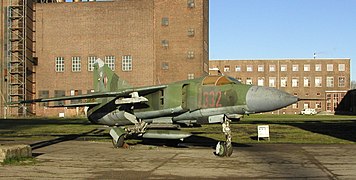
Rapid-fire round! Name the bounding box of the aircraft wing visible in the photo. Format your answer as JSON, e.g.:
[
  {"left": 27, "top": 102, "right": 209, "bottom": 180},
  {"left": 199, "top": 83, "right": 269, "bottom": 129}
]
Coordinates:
[{"left": 10, "top": 85, "right": 167, "bottom": 104}]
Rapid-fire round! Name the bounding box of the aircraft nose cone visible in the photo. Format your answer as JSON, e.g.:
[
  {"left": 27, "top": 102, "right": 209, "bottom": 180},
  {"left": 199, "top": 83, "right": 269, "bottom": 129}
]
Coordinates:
[{"left": 246, "top": 86, "right": 298, "bottom": 113}]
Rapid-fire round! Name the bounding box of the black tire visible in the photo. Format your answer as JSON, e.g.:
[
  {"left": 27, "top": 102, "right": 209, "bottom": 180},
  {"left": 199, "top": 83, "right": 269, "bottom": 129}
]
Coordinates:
[
  {"left": 226, "top": 144, "right": 233, "bottom": 157},
  {"left": 112, "top": 134, "right": 125, "bottom": 148},
  {"left": 215, "top": 141, "right": 227, "bottom": 157}
]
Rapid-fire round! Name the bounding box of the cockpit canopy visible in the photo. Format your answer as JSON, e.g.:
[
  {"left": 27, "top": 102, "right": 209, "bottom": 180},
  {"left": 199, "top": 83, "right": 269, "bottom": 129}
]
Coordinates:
[{"left": 202, "top": 75, "right": 241, "bottom": 86}]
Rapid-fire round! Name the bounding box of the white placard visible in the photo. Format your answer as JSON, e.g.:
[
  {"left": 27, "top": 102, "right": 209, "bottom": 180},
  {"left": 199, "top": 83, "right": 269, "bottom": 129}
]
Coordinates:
[{"left": 257, "top": 125, "right": 270, "bottom": 141}]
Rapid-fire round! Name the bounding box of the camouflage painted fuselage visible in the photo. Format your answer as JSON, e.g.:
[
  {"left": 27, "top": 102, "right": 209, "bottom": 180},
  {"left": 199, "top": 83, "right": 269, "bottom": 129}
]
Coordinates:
[{"left": 87, "top": 70, "right": 297, "bottom": 126}]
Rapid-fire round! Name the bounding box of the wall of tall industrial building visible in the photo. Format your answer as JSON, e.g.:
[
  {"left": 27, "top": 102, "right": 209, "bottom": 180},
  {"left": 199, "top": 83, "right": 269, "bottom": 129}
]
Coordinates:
[{"left": 32, "top": 0, "right": 209, "bottom": 117}]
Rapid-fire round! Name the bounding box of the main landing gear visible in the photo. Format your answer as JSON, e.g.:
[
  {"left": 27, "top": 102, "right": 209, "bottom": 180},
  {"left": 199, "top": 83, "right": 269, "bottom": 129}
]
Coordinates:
[{"left": 215, "top": 116, "right": 233, "bottom": 157}]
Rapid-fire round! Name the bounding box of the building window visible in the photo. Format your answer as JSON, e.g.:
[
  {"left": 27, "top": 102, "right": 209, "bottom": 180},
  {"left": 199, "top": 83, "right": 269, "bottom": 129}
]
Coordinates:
[
  {"left": 54, "top": 90, "right": 65, "bottom": 106},
  {"left": 304, "top": 77, "right": 310, "bottom": 87},
  {"left": 326, "top": 77, "right": 334, "bottom": 87},
  {"left": 315, "top": 102, "right": 322, "bottom": 109},
  {"left": 188, "top": 73, "right": 194, "bottom": 79},
  {"left": 70, "top": 89, "right": 82, "bottom": 104},
  {"left": 292, "top": 103, "right": 298, "bottom": 109},
  {"left": 292, "top": 64, "right": 299, "bottom": 71},
  {"left": 161, "top": 17, "right": 169, "bottom": 26},
  {"left": 258, "top": 77, "right": 264, "bottom": 86},
  {"left": 327, "top": 64, "right": 333, "bottom": 71},
  {"left": 338, "top": 76, "right": 345, "bottom": 87},
  {"left": 281, "top": 77, "right": 287, "bottom": 87},
  {"left": 269, "top": 77, "right": 276, "bottom": 87},
  {"left": 88, "top": 56, "right": 96, "bottom": 71},
  {"left": 304, "top": 64, "right": 310, "bottom": 71},
  {"left": 188, "top": 28, "right": 195, "bottom": 37},
  {"left": 338, "top": 64, "right": 345, "bottom": 71},
  {"left": 55, "top": 57, "right": 64, "bottom": 72},
  {"left": 105, "top": 56, "right": 115, "bottom": 71},
  {"left": 246, "top": 77, "right": 253, "bottom": 85},
  {"left": 292, "top": 77, "right": 299, "bottom": 87},
  {"left": 269, "top": 65, "right": 276, "bottom": 72},
  {"left": 280, "top": 65, "right": 287, "bottom": 72},
  {"left": 315, "top": 77, "right": 322, "bottom": 87},
  {"left": 315, "top": 64, "right": 322, "bottom": 71},
  {"left": 187, "top": 51, "right": 195, "bottom": 59},
  {"left": 72, "top": 56, "right": 81, "bottom": 72},
  {"left": 39, "top": 90, "right": 49, "bottom": 107},
  {"left": 187, "top": 0, "right": 195, "bottom": 8},
  {"left": 161, "top": 40, "right": 169, "bottom": 48},
  {"left": 258, "top": 65, "right": 264, "bottom": 72},
  {"left": 235, "top": 66, "right": 241, "bottom": 72},
  {"left": 224, "top": 65, "right": 230, "bottom": 72},
  {"left": 162, "top": 62, "right": 169, "bottom": 70},
  {"left": 122, "top": 55, "right": 132, "bottom": 71},
  {"left": 246, "top": 65, "right": 253, "bottom": 72}
]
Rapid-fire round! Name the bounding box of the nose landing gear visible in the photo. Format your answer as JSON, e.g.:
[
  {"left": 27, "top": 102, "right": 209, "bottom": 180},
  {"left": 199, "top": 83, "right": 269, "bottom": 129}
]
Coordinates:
[{"left": 215, "top": 117, "right": 233, "bottom": 157}]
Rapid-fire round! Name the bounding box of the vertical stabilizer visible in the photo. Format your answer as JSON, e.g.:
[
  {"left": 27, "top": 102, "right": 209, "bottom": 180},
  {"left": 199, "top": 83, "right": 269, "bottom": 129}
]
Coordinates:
[{"left": 93, "top": 58, "right": 131, "bottom": 93}]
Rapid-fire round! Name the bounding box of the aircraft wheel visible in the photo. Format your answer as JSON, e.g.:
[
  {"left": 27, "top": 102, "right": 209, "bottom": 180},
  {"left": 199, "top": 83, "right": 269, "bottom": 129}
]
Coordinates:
[
  {"left": 226, "top": 144, "right": 233, "bottom": 157},
  {"left": 112, "top": 134, "right": 125, "bottom": 148},
  {"left": 215, "top": 141, "right": 227, "bottom": 157}
]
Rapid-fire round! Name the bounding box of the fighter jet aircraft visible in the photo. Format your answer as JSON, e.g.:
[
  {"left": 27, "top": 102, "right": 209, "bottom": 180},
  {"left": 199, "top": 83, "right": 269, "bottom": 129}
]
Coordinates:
[{"left": 15, "top": 59, "right": 298, "bottom": 157}]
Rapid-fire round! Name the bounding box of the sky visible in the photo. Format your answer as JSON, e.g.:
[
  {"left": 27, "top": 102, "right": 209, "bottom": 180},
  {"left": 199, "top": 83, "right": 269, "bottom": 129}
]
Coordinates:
[{"left": 209, "top": 0, "right": 356, "bottom": 81}]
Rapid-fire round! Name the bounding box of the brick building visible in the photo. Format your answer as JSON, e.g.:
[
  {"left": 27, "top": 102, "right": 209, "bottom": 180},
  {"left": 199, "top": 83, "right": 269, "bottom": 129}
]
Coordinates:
[
  {"left": 0, "top": 0, "right": 209, "bottom": 117},
  {"left": 209, "top": 59, "right": 351, "bottom": 114}
]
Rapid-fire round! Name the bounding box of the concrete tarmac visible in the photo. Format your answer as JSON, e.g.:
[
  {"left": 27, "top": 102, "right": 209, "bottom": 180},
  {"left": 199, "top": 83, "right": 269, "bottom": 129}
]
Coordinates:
[{"left": 1, "top": 140, "right": 356, "bottom": 179}]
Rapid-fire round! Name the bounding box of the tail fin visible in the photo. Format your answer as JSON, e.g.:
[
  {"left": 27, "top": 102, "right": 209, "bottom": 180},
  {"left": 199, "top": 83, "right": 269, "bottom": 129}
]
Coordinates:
[{"left": 93, "top": 58, "right": 131, "bottom": 92}]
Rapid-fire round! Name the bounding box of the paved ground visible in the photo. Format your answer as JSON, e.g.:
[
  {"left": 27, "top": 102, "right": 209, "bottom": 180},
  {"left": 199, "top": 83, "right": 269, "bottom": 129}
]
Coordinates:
[{"left": 1, "top": 140, "right": 356, "bottom": 179}]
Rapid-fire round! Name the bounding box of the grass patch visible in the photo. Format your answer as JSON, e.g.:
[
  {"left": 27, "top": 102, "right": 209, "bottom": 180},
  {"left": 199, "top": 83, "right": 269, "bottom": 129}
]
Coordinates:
[
  {"left": 1, "top": 115, "right": 355, "bottom": 145},
  {"left": 1, "top": 156, "right": 37, "bottom": 166}
]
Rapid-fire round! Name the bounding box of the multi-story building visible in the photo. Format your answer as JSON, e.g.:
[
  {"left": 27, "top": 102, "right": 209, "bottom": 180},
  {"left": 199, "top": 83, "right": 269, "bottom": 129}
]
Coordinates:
[
  {"left": 210, "top": 59, "right": 351, "bottom": 114},
  {"left": 0, "top": 0, "right": 209, "bottom": 117}
]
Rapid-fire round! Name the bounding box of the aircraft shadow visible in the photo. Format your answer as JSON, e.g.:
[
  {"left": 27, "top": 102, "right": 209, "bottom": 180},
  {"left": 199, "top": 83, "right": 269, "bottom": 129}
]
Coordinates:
[{"left": 138, "top": 135, "right": 251, "bottom": 149}]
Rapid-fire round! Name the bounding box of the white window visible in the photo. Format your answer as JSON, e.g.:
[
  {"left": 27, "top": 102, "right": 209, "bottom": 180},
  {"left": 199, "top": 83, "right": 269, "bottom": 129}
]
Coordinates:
[
  {"left": 257, "top": 77, "right": 264, "bottom": 86},
  {"left": 258, "top": 65, "right": 264, "bottom": 72},
  {"left": 292, "top": 78, "right": 299, "bottom": 87},
  {"left": 121, "top": 55, "right": 132, "bottom": 71},
  {"left": 338, "top": 76, "right": 345, "bottom": 87},
  {"left": 315, "top": 77, "right": 322, "bottom": 87},
  {"left": 224, "top": 65, "right": 230, "bottom": 72},
  {"left": 292, "top": 103, "right": 298, "bottom": 109},
  {"left": 188, "top": 73, "right": 194, "bottom": 79},
  {"left": 235, "top": 66, "right": 241, "bottom": 72},
  {"left": 246, "top": 65, "right": 253, "bottom": 72},
  {"left": 304, "top": 64, "right": 310, "bottom": 71},
  {"left": 292, "top": 64, "right": 299, "bottom": 71},
  {"left": 315, "top": 64, "right": 322, "bottom": 71},
  {"left": 281, "top": 77, "right": 287, "bottom": 87},
  {"left": 187, "top": 51, "right": 194, "bottom": 59},
  {"left": 327, "top": 64, "right": 333, "bottom": 71},
  {"left": 88, "top": 56, "right": 96, "bottom": 71},
  {"left": 281, "top": 65, "right": 287, "bottom": 72},
  {"left": 246, "top": 78, "right": 253, "bottom": 85},
  {"left": 338, "top": 64, "right": 345, "bottom": 71},
  {"left": 304, "top": 77, "right": 310, "bottom": 87},
  {"left": 269, "top": 65, "right": 276, "bottom": 72},
  {"left": 326, "top": 77, "right": 334, "bottom": 87},
  {"left": 105, "top": 56, "right": 116, "bottom": 71},
  {"left": 269, "top": 77, "right": 276, "bottom": 87},
  {"left": 55, "top": 57, "right": 64, "bottom": 72},
  {"left": 72, "top": 56, "right": 81, "bottom": 72}
]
